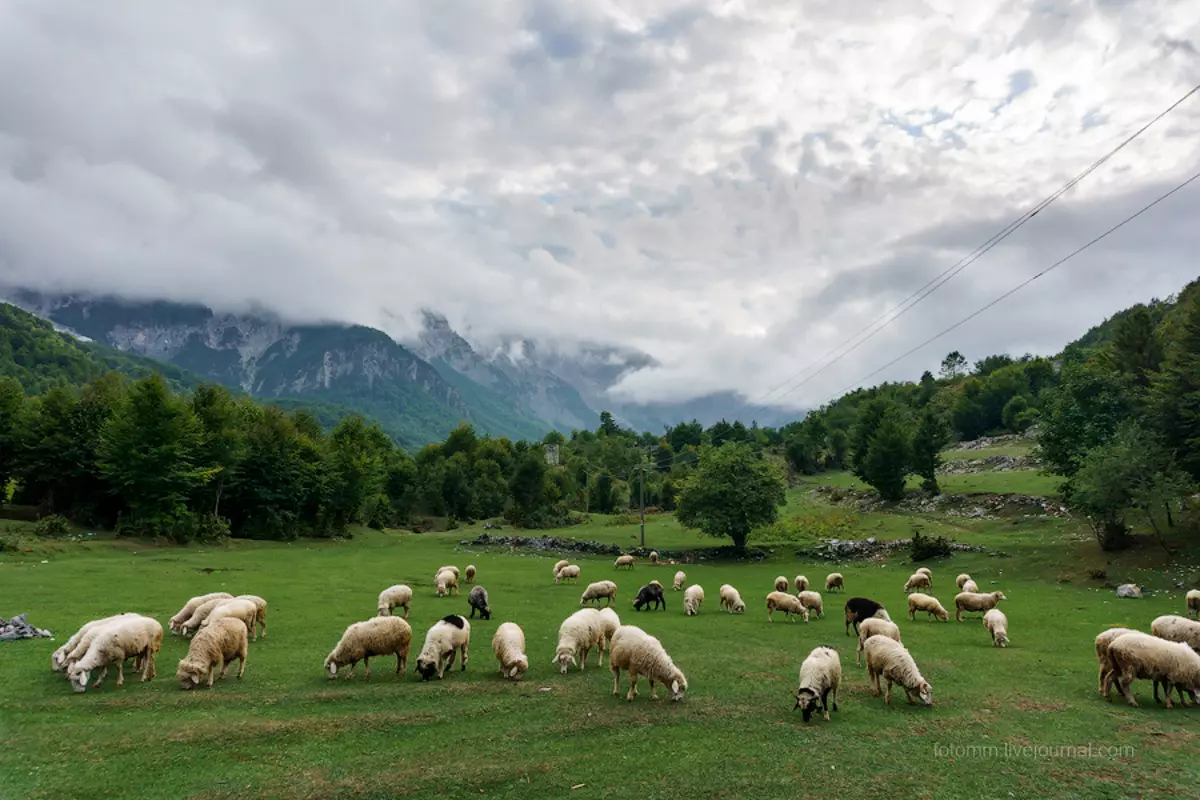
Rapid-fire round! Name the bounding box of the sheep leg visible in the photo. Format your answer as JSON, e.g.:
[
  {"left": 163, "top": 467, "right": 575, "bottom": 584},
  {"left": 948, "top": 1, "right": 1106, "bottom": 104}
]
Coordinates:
[
  {"left": 1118, "top": 675, "right": 1140, "bottom": 708},
  {"left": 116, "top": 662, "right": 126, "bottom": 688},
  {"left": 649, "top": 679, "right": 658, "bottom": 701},
  {"left": 363, "top": 657, "right": 372, "bottom": 680},
  {"left": 579, "top": 647, "right": 588, "bottom": 671},
  {"left": 395, "top": 650, "right": 405, "bottom": 676},
  {"left": 93, "top": 665, "right": 109, "bottom": 689},
  {"left": 955, "top": 608, "right": 963, "bottom": 622},
  {"left": 627, "top": 670, "right": 639, "bottom": 702},
  {"left": 869, "top": 669, "right": 880, "bottom": 697},
  {"left": 237, "top": 645, "right": 247, "bottom": 679},
  {"left": 206, "top": 667, "right": 216, "bottom": 688},
  {"left": 344, "top": 661, "right": 357, "bottom": 680},
  {"left": 611, "top": 667, "right": 622, "bottom": 697},
  {"left": 218, "top": 658, "right": 231, "bottom": 681},
  {"left": 597, "top": 640, "right": 605, "bottom": 668},
  {"left": 403, "top": 604, "right": 410, "bottom": 619},
  {"left": 460, "top": 644, "right": 468, "bottom": 671},
  {"left": 884, "top": 677, "right": 893, "bottom": 705}
]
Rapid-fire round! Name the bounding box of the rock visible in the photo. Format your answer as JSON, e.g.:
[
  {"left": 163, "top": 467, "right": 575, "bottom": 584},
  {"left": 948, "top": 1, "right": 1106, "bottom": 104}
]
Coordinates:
[
  {"left": 1116, "top": 584, "right": 1143, "bottom": 599},
  {"left": 0, "top": 613, "right": 52, "bottom": 641}
]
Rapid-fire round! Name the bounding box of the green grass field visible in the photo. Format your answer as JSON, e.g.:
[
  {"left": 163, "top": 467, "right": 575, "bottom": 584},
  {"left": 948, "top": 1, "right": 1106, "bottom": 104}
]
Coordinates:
[{"left": 3, "top": 500, "right": 1199, "bottom": 799}]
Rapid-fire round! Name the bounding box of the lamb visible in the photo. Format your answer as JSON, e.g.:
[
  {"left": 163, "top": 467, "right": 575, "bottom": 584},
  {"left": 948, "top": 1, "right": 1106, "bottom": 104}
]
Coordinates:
[
  {"left": 954, "top": 590, "right": 1007, "bottom": 622},
  {"left": 794, "top": 575, "right": 809, "bottom": 593},
  {"left": 596, "top": 607, "right": 621, "bottom": 664},
  {"left": 719, "top": 584, "right": 746, "bottom": 614},
  {"left": 648, "top": 551, "right": 659, "bottom": 565},
  {"left": 176, "top": 617, "right": 248, "bottom": 689},
  {"left": 844, "top": 597, "right": 892, "bottom": 636},
  {"left": 468, "top": 585, "right": 491, "bottom": 620},
  {"left": 552, "top": 608, "right": 605, "bottom": 673},
  {"left": 415, "top": 615, "right": 471, "bottom": 681},
  {"left": 608, "top": 625, "right": 688, "bottom": 702},
  {"left": 983, "top": 608, "right": 1009, "bottom": 647},
  {"left": 614, "top": 554, "right": 635, "bottom": 569},
  {"left": 903, "top": 572, "right": 932, "bottom": 593},
  {"left": 907, "top": 593, "right": 949, "bottom": 622},
  {"left": 1106, "top": 631, "right": 1200, "bottom": 708},
  {"left": 683, "top": 585, "right": 704, "bottom": 616},
  {"left": 956, "top": 573, "right": 972, "bottom": 589},
  {"left": 961, "top": 579, "right": 980, "bottom": 594},
  {"left": 793, "top": 646, "right": 841, "bottom": 722},
  {"left": 856, "top": 617, "right": 901, "bottom": 667},
  {"left": 673, "top": 571, "right": 686, "bottom": 591},
  {"left": 766, "top": 590, "right": 808, "bottom": 622},
  {"left": 67, "top": 615, "right": 163, "bottom": 693},
  {"left": 235, "top": 594, "right": 268, "bottom": 640},
  {"left": 201, "top": 598, "right": 258, "bottom": 639},
  {"left": 580, "top": 580, "right": 617, "bottom": 607},
  {"left": 825, "top": 572, "right": 844, "bottom": 592},
  {"left": 377, "top": 584, "right": 413, "bottom": 618},
  {"left": 435, "top": 568, "right": 460, "bottom": 597},
  {"left": 178, "top": 597, "right": 229, "bottom": 637},
  {"left": 1094, "top": 627, "right": 1137, "bottom": 697},
  {"left": 1188, "top": 589, "right": 1200, "bottom": 619},
  {"left": 774, "top": 575, "right": 789, "bottom": 593},
  {"left": 1150, "top": 614, "right": 1200, "bottom": 654},
  {"left": 798, "top": 590, "right": 824, "bottom": 619},
  {"left": 53, "top": 613, "right": 140, "bottom": 672},
  {"left": 555, "top": 565, "right": 581, "bottom": 584},
  {"left": 863, "top": 636, "right": 933, "bottom": 706},
  {"left": 465, "top": 564, "right": 476, "bottom": 583},
  {"left": 168, "top": 592, "right": 233, "bottom": 635},
  {"left": 633, "top": 582, "right": 666, "bottom": 611},
  {"left": 325, "top": 616, "right": 413, "bottom": 680},
  {"left": 492, "top": 622, "right": 528, "bottom": 680},
  {"left": 553, "top": 559, "right": 569, "bottom": 579}
]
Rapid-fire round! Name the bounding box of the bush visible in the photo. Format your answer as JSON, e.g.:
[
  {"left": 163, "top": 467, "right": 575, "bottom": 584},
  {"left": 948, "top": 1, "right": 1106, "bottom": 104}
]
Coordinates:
[
  {"left": 363, "top": 493, "right": 393, "bottom": 531},
  {"left": 116, "top": 512, "right": 231, "bottom": 545},
  {"left": 33, "top": 514, "right": 71, "bottom": 538},
  {"left": 606, "top": 513, "right": 640, "bottom": 526},
  {"left": 910, "top": 526, "right": 953, "bottom": 561}
]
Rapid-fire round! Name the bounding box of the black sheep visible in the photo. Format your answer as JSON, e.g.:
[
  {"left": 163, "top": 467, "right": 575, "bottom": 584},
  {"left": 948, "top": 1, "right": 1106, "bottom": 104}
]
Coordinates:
[
  {"left": 633, "top": 583, "right": 665, "bottom": 612},
  {"left": 468, "top": 586, "right": 491, "bottom": 620},
  {"left": 844, "top": 596, "right": 889, "bottom": 636}
]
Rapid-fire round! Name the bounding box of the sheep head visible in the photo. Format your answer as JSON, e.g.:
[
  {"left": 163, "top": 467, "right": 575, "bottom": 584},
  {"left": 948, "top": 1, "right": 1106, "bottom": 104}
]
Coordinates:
[
  {"left": 323, "top": 654, "right": 340, "bottom": 679},
  {"left": 67, "top": 667, "right": 90, "bottom": 693},
  {"left": 913, "top": 680, "right": 934, "bottom": 707},
  {"left": 794, "top": 688, "right": 820, "bottom": 722},
  {"left": 552, "top": 649, "right": 577, "bottom": 675},
  {"left": 416, "top": 657, "right": 440, "bottom": 681},
  {"left": 668, "top": 675, "right": 688, "bottom": 702},
  {"left": 176, "top": 659, "right": 205, "bottom": 689}
]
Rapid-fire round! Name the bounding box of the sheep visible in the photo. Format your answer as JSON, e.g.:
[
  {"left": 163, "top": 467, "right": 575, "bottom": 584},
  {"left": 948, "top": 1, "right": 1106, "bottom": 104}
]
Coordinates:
[
  {"left": 415, "top": 615, "right": 471, "bottom": 681},
  {"left": 793, "top": 646, "right": 841, "bottom": 722},
  {"left": 492, "top": 622, "right": 528, "bottom": 680},
  {"left": 915, "top": 566, "right": 933, "bottom": 582},
  {"left": 794, "top": 575, "right": 809, "bottom": 593},
  {"left": 53, "top": 613, "right": 140, "bottom": 672},
  {"left": 903, "top": 573, "right": 932, "bottom": 593},
  {"left": 435, "top": 568, "right": 459, "bottom": 597},
  {"left": 552, "top": 608, "right": 605, "bottom": 673},
  {"left": 555, "top": 565, "right": 581, "bottom": 584},
  {"left": 633, "top": 582, "right": 666, "bottom": 611},
  {"left": 648, "top": 551, "right": 659, "bottom": 565},
  {"left": 1150, "top": 615, "right": 1200, "bottom": 654},
  {"left": 325, "top": 616, "right": 413, "bottom": 680},
  {"left": 377, "top": 584, "right": 413, "bottom": 618},
  {"left": 683, "top": 585, "right": 704, "bottom": 616},
  {"left": 468, "top": 585, "right": 491, "bottom": 620},
  {"left": 961, "top": 579, "right": 980, "bottom": 594},
  {"left": 1106, "top": 632, "right": 1200, "bottom": 708},
  {"left": 767, "top": 591, "right": 808, "bottom": 623},
  {"left": 201, "top": 598, "right": 258, "bottom": 639},
  {"left": 956, "top": 573, "right": 972, "bottom": 589},
  {"left": 649, "top": 579, "right": 663, "bottom": 589},
  {"left": 798, "top": 590, "right": 824, "bottom": 619},
  {"left": 825, "top": 572, "right": 844, "bottom": 592},
  {"left": 954, "top": 590, "right": 1007, "bottom": 622},
  {"left": 907, "top": 593, "right": 949, "bottom": 622},
  {"left": 235, "top": 594, "right": 268, "bottom": 640},
  {"left": 863, "top": 636, "right": 933, "bottom": 706},
  {"left": 553, "top": 559, "right": 569, "bottom": 579},
  {"left": 614, "top": 554, "right": 635, "bottom": 569},
  {"left": 436, "top": 565, "right": 460, "bottom": 580},
  {"left": 608, "top": 625, "right": 688, "bottom": 702},
  {"left": 67, "top": 615, "right": 163, "bottom": 693},
  {"left": 673, "top": 570, "right": 686, "bottom": 591},
  {"left": 580, "top": 580, "right": 617, "bottom": 607},
  {"left": 856, "top": 617, "right": 902, "bottom": 667},
  {"left": 1095, "top": 627, "right": 1137, "bottom": 697},
  {"left": 597, "top": 607, "right": 621, "bottom": 664},
  {"left": 844, "top": 597, "right": 891, "bottom": 636},
  {"left": 465, "top": 564, "right": 476, "bottom": 583},
  {"left": 176, "top": 617, "right": 248, "bottom": 689},
  {"left": 773, "top": 575, "right": 789, "bottom": 593},
  {"left": 168, "top": 592, "right": 233, "bottom": 635},
  {"left": 1188, "top": 589, "right": 1200, "bottom": 619},
  {"left": 983, "top": 609, "right": 1009, "bottom": 647},
  {"left": 178, "top": 596, "right": 229, "bottom": 637},
  {"left": 719, "top": 584, "right": 746, "bottom": 614}
]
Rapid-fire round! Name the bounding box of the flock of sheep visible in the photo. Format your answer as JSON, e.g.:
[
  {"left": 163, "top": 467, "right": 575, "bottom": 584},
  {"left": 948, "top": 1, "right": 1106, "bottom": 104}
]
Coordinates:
[{"left": 44, "top": 552, "right": 1200, "bottom": 715}]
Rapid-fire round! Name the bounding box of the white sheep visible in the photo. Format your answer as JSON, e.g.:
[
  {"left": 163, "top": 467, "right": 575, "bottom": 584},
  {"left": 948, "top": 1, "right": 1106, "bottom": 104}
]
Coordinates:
[
  {"left": 553, "top": 559, "right": 569, "bottom": 578},
  {"left": 178, "top": 596, "right": 229, "bottom": 637},
  {"left": 961, "top": 579, "right": 980, "bottom": 594},
  {"left": 774, "top": 575, "right": 789, "bottom": 593},
  {"left": 907, "top": 593, "right": 949, "bottom": 622},
  {"left": 415, "top": 615, "right": 471, "bottom": 681},
  {"left": 552, "top": 608, "right": 605, "bottom": 673},
  {"left": 67, "top": 615, "right": 163, "bottom": 693},
  {"left": 915, "top": 567, "right": 932, "bottom": 581},
  {"left": 1107, "top": 631, "right": 1200, "bottom": 708},
  {"left": 492, "top": 622, "right": 528, "bottom": 680},
  {"left": 168, "top": 593, "right": 233, "bottom": 635},
  {"left": 597, "top": 607, "right": 621, "bottom": 664},
  {"left": 793, "top": 646, "right": 841, "bottom": 722},
  {"left": 856, "top": 617, "right": 901, "bottom": 667},
  {"left": 201, "top": 598, "right": 258, "bottom": 639},
  {"left": 435, "top": 568, "right": 460, "bottom": 597},
  {"left": 377, "top": 584, "right": 413, "bottom": 618},
  {"left": 798, "top": 590, "right": 824, "bottom": 619},
  {"left": 903, "top": 573, "right": 932, "bottom": 593},
  {"left": 580, "top": 580, "right": 617, "bottom": 607},
  {"left": 719, "top": 584, "right": 746, "bottom": 614},
  {"left": 683, "top": 585, "right": 704, "bottom": 616},
  {"left": 794, "top": 575, "right": 809, "bottom": 593},
  {"left": 608, "top": 625, "right": 688, "bottom": 702},
  {"left": 52, "top": 613, "right": 140, "bottom": 672},
  {"left": 1188, "top": 589, "right": 1200, "bottom": 619},
  {"left": 436, "top": 565, "right": 460, "bottom": 580},
  {"left": 176, "top": 617, "right": 249, "bottom": 689},
  {"left": 614, "top": 554, "right": 635, "bottom": 569},
  {"left": 825, "top": 572, "right": 844, "bottom": 592},
  {"left": 956, "top": 573, "right": 972, "bottom": 589},
  {"left": 673, "top": 570, "right": 686, "bottom": 591},
  {"left": 767, "top": 591, "right": 808, "bottom": 622},
  {"left": 954, "top": 590, "right": 1007, "bottom": 622},
  {"left": 863, "top": 636, "right": 933, "bottom": 706},
  {"left": 649, "top": 551, "right": 659, "bottom": 565},
  {"left": 1150, "top": 615, "right": 1200, "bottom": 654},
  {"left": 1095, "top": 627, "right": 1137, "bottom": 697},
  {"left": 465, "top": 564, "right": 476, "bottom": 583},
  {"left": 235, "top": 594, "right": 268, "bottom": 640},
  {"left": 555, "top": 565, "right": 581, "bottom": 584},
  {"left": 325, "top": 615, "right": 413, "bottom": 680},
  {"left": 983, "top": 608, "right": 1009, "bottom": 647}
]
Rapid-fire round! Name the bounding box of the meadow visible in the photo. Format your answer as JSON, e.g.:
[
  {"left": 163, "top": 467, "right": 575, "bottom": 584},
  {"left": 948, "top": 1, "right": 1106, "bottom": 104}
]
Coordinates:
[{"left": 2, "top": 470, "right": 1199, "bottom": 799}]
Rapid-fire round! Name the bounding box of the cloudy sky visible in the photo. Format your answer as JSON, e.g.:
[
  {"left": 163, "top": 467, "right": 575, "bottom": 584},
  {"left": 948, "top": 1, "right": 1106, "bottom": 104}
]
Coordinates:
[{"left": 1, "top": 0, "right": 1198, "bottom": 411}]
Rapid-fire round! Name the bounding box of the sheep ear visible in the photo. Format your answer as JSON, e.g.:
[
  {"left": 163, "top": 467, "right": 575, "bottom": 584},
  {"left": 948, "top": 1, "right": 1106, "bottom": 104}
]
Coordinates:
[
  {"left": 190, "top": 674, "right": 200, "bottom": 684},
  {"left": 671, "top": 680, "right": 679, "bottom": 693},
  {"left": 509, "top": 666, "right": 519, "bottom": 678},
  {"left": 550, "top": 657, "right": 558, "bottom": 665}
]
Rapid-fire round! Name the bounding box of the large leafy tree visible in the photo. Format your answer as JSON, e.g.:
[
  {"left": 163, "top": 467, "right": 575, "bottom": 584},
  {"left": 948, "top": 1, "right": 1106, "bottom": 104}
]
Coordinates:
[
  {"left": 862, "top": 412, "right": 911, "bottom": 502},
  {"left": 910, "top": 406, "right": 949, "bottom": 494},
  {"left": 190, "top": 383, "right": 244, "bottom": 516},
  {"left": 1036, "top": 360, "right": 1138, "bottom": 480},
  {"left": 850, "top": 397, "right": 888, "bottom": 481},
  {"left": 675, "top": 443, "right": 786, "bottom": 551},
  {"left": 1151, "top": 288, "right": 1200, "bottom": 479},
  {"left": 940, "top": 351, "right": 968, "bottom": 379}
]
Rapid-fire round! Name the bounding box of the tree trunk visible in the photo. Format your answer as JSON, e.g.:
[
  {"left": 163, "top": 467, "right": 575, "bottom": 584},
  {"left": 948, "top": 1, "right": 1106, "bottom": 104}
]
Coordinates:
[
  {"left": 1094, "top": 519, "right": 1133, "bottom": 552},
  {"left": 730, "top": 531, "right": 748, "bottom": 553}
]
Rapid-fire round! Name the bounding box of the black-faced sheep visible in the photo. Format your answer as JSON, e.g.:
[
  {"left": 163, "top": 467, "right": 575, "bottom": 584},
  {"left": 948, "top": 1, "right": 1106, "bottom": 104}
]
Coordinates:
[
  {"left": 468, "top": 585, "right": 491, "bottom": 620},
  {"left": 825, "top": 573, "right": 844, "bottom": 592},
  {"left": 609, "top": 625, "right": 688, "bottom": 702},
  {"left": 325, "top": 616, "right": 413, "bottom": 680},
  {"left": 416, "top": 615, "right": 471, "bottom": 681},
  {"left": 954, "top": 590, "right": 1006, "bottom": 622},
  {"left": 633, "top": 582, "right": 666, "bottom": 611},
  {"left": 844, "top": 597, "right": 891, "bottom": 636},
  {"left": 864, "top": 636, "right": 933, "bottom": 706},
  {"left": 177, "top": 617, "right": 248, "bottom": 689},
  {"left": 794, "top": 646, "right": 841, "bottom": 722},
  {"left": 492, "top": 622, "right": 528, "bottom": 680}
]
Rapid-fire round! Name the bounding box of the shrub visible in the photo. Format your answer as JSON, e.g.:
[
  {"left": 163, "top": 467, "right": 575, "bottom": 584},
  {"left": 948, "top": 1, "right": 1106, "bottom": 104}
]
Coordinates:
[
  {"left": 910, "top": 526, "right": 953, "bottom": 561},
  {"left": 606, "top": 513, "right": 640, "bottom": 526},
  {"left": 33, "top": 514, "right": 71, "bottom": 538}
]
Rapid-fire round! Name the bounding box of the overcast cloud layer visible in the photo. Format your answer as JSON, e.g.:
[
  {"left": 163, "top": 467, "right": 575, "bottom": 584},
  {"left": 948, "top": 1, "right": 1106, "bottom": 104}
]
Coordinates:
[{"left": 1, "top": 0, "right": 1199, "bottom": 411}]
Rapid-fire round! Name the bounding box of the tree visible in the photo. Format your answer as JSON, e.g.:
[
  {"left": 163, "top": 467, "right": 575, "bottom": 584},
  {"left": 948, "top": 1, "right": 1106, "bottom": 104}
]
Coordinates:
[
  {"left": 0, "top": 377, "right": 22, "bottom": 491},
  {"left": 940, "top": 351, "right": 968, "bottom": 380},
  {"left": 910, "top": 407, "right": 949, "bottom": 494},
  {"left": 1151, "top": 289, "right": 1200, "bottom": 479},
  {"left": 1107, "top": 305, "right": 1163, "bottom": 387},
  {"left": 850, "top": 397, "right": 888, "bottom": 481},
  {"left": 190, "top": 384, "right": 244, "bottom": 516},
  {"left": 507, "top": 449, "right": 553, "bottom": 526},
  {"left": 918, "top": 371, "right": 938, "bottom": 405},
  {"left": 1001, "top": 395, "right": 1038, "bottom": 432},
  {"left": 861, "top": 413, "right": 911, "bottom": 502},
  {"left": 675, "top": 443, "right": 786, "bottom": 551},
  {"left": 1036, "top": 360, "right": 1137, "bottom": 479},
  {"left": 469, "top": 458, "right": 508, "bottom": 519},
  {"left": 598, "top": 411, "right": 620, "bottom": 437},
  {"left": 973, "top": 354, "right": 1014, "bottom": 376}
]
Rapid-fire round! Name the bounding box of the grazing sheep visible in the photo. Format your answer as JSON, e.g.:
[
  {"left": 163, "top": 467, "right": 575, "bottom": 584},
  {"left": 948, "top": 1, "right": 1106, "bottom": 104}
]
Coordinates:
[
  {"left": 844, "top": 597, "right": 891, "bottom": 636},
  {"left": 1095, "top": 627, "right": 1137, "bottom": 697},
  {"left": 597, "top": 607, "right": 621, "bottom": 664},
  {"left": 1150, "top": 615, "right": 1200, "bottom": 654},
  {"left": 915, "top": 567, "right": 932, "bottom": 582},
  {"left": 1188, "top": 589, "right": 1200, "bottom": 619},
  {"left": 467, "top": 585, "right": 491, "bottom": 620},
  {"left": 435, "top": 568, "right": 460, "bottom": 597},
  {"left": 580, "top": 580, "right": 617, "bottom": 607},
  {"left": 67, "top": 616, "right": 163, "bottom": 693},
  {"left": 202, "top": 598, "right": 258, "bottom": 639},
  {"left": 961, "top": 579, "right": 980, "bottom": 594},
  {"left": 863, "top": 636, "right": 933, "bottom": 706},
  {"left": 1107, "top": 632, "right": 1200, "bottom": 708},
  {"left": 492, "top": 622, "right": 528, "bottom": 680},
  {"left": 325, "top": 616, "right": 413, "bottom": 680},
  {"left": 683, "top": 585, "right": 704, "bottom": 616},
  {"left": 719, "top": 584, "right": 746, "bottom": 614},
  {"left": 903, "top": 573, "right": 932, "bottom": 593},
  {"left": 825, "top": 573, "right": 844, "bottom": 592},
  {"left": 649, "top": 551, "right": 659, "bottom": 565},
  {"left": 553, "top": 559, "right": 569, "bottom": 578},
  {"left": 793, "top": 646, "right": 841, "bottom": 722},
  {"left": 464, "top": 564, "right": 476, "bottom": 583},
  {"left": 552, "top": 608, "right": 605, "bottom": 673},
  {"left": 954, "top": 590, "right": 1007, "bottom": 622},
  {"left": 178, "top": 597, "right": 229, "bottom": 637},
  {"left": 169, "top": 593, "right": 233, "bottom": 635},
  {"left": 767, "top": 591, "right": 808, "bottom": 623},
  {"left": 377, "top": 584, "right": 413, "bottom": 618},
  {"left": 614, "top": 554, "right": 635, "bottom": 569},
  {"left": 436, "top": 565, "right": 460, "bottom": 580},
  {"left": 774, "top": 575, "right": 789, "bottom": 593},
  {"left": 415, "top": 615, "right": 471, "bottom": 681},
  {"left": 983, "top": 609, "right": 1009, "bottom": 647},
  {"left": 609, "top": 625, "right": 688, "bottom": 702},
  {"left": 649, "top": 579, "right": 663, "bottom": 589},
  {"left": 555, "top": 565, "right": 581, "bottom": 584},
  {"left": 798, "top": 590, "right": 824, "bottom": 619},
  {"left": 53, "top": 613, "right": 140, "bottom": 672},
  {"left": 673, "top": 571, "right": 686, "bottom": 591},
  {"left": 956, "top": 573, "right": 972, "bottom": 589},
  {"left": 856, "top": 617, "right": 902, "bottom": 667},
  {"left": 794, "top": 575, "right": 809, "bottom": 593},
  {"left": 907, "top": 593, "right": 949, "bottom": 622},
  {"left": 176, "top": 617, "right": 248, "bottom": 689},
  {"left": 235, "top": 595, "right": 268, "bottom": 640},
  {"left": 633, "top": 582, "right": 666, "bottom": 611}
]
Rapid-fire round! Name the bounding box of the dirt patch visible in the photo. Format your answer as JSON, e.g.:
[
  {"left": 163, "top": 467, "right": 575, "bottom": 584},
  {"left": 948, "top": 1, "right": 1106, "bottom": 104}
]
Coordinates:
[
  {"left": 167, "top": 711, "right": 438, "bottom": 744},
  {"left": 1013, "top": 700, "right": 1066, "bottom": 712}
]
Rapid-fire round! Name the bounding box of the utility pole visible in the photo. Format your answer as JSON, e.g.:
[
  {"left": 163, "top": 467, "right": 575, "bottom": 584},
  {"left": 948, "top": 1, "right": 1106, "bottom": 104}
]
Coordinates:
[{"left": 639, "top": 448, "right": 646, "bottom": 548}]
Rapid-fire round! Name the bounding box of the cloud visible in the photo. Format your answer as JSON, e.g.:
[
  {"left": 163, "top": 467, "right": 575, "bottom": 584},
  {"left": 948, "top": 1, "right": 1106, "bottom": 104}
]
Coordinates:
[{"left": 1, "top": 0, "right": 1198, "bottom": 412}]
